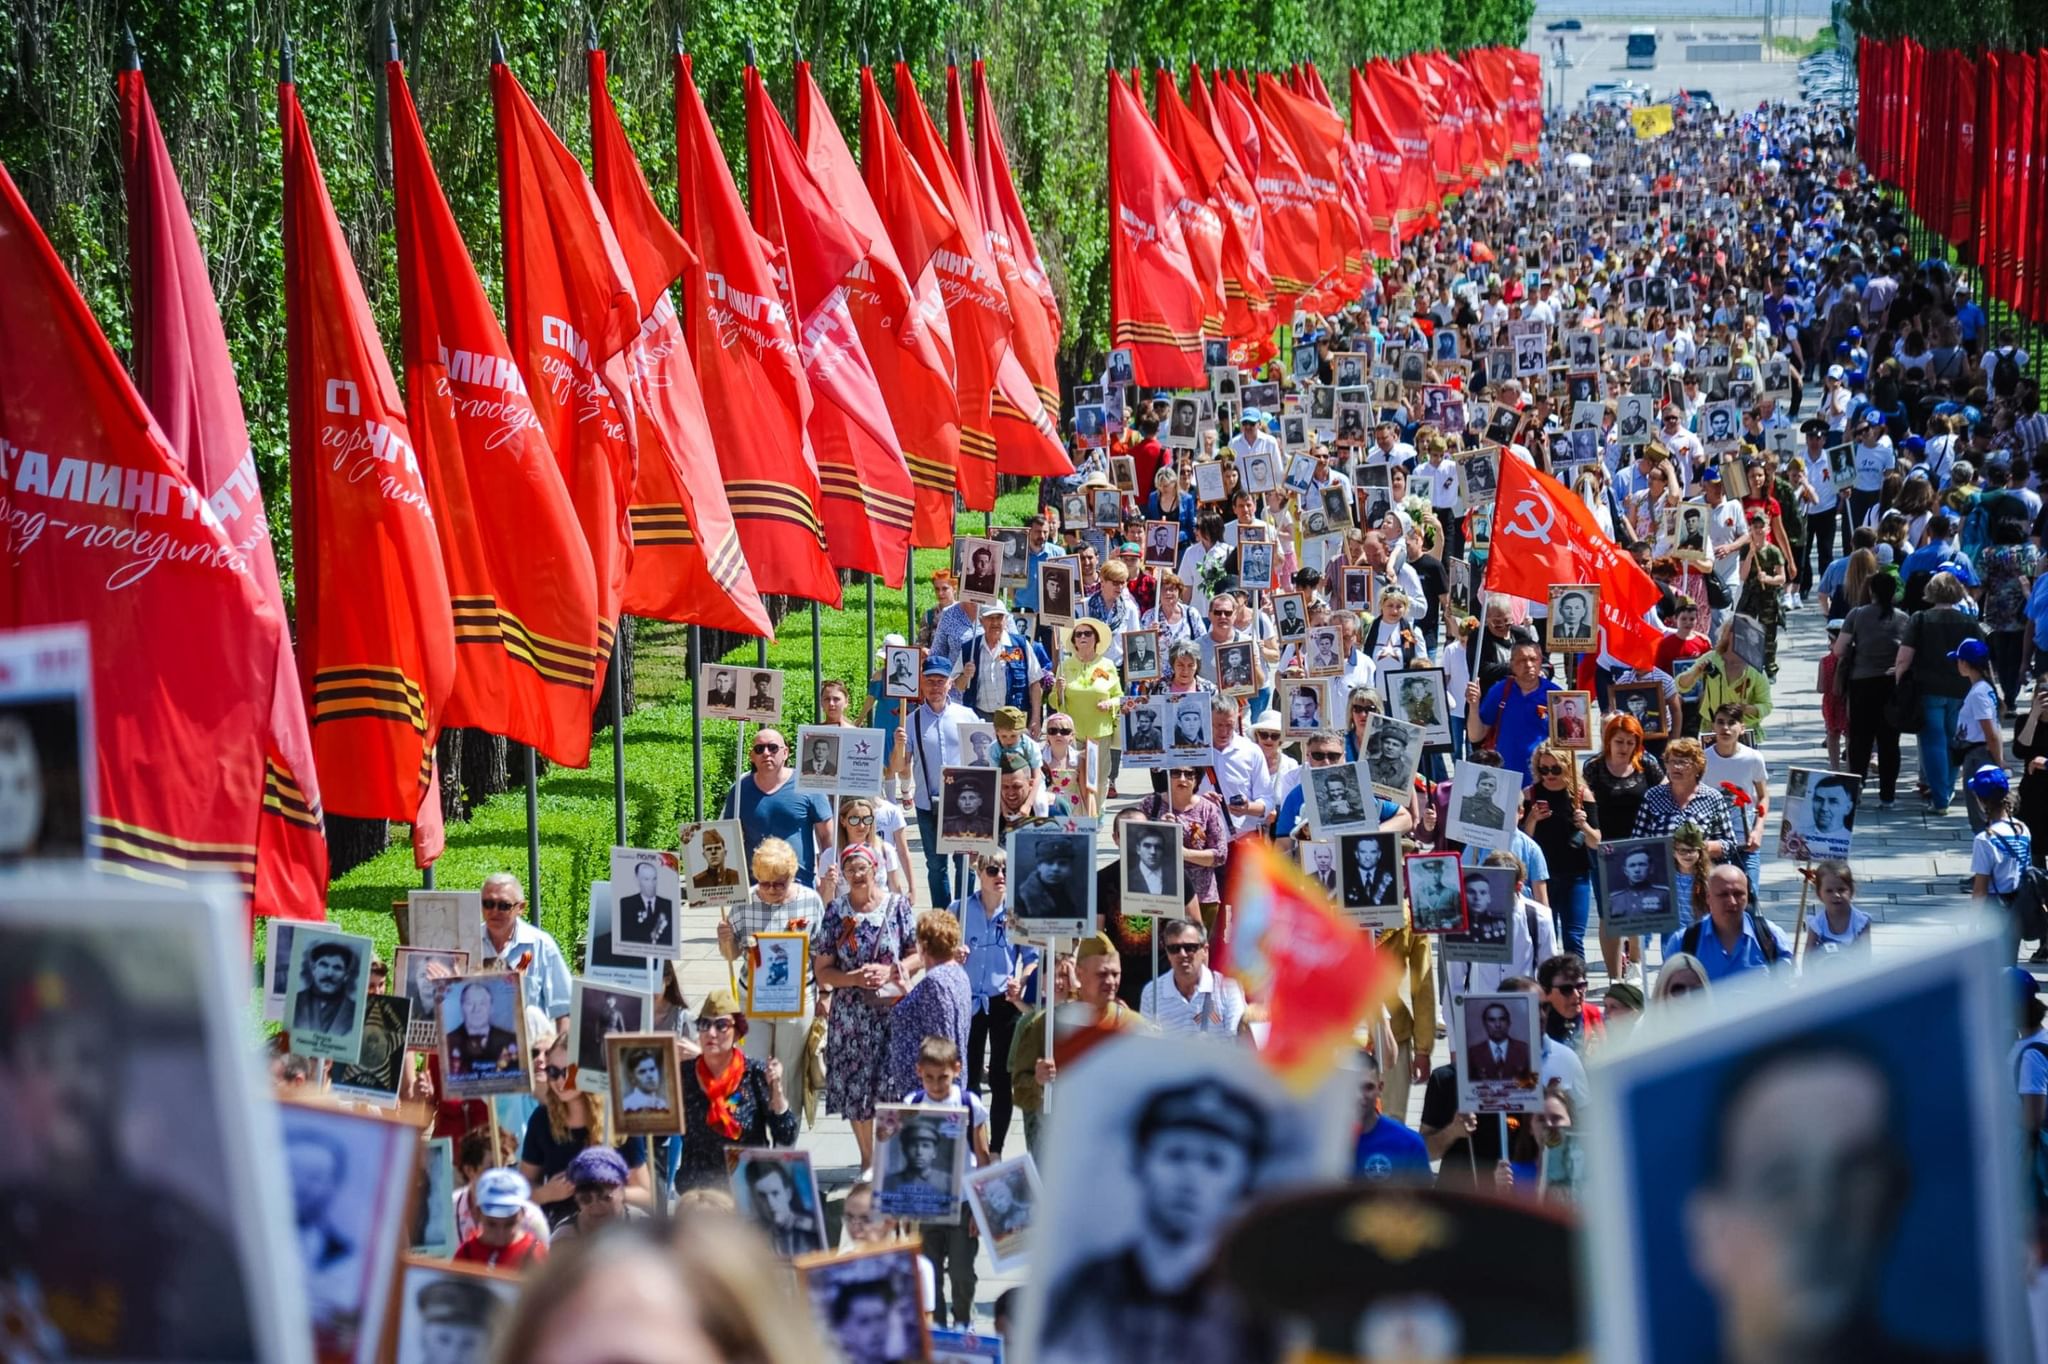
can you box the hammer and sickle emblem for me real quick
[1501,495,1555,541]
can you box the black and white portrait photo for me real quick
[1273,591,1309,641]
[1334,351,1366,388]
[1121,700,1168,765]
[796,728,842,786]
[570,978,650,1096]
[964,1153,1043,1273]
[1040,561,1078,624]
[1145,520,1179,566]
[1121,818,1184,912]
[286,926,374,1064]
[1216,640,1257,694]
[610,847,681,959]
[328,994,414,1108]
[394,1261,517,1364]
[1305,626,1342,676]
[682,819,750,908]
[1597,836,1680,935]
[1307,759,1377,839]
[1610,681,1667,739]
[1092,489,1123,529]
[1778,767,1863,862]
[733,1149,830,1257]
[0,625,91,861]
[1283,679,1328,737]
[875,1103,969,1221]
[283,1101,417,1363]
[1445,867,1513,964]
[1363,712,1425,799]
[1239,540,1274,590]
[702,663,783,723]
[1384,667,1452,746]
[1014,1036,1350,1364]
[1463,447,1500,500]
[884,645,923,699]
[993,526,1030,584]
[961,721,999,769]
[1107,347,1136,387]
[1448,762,1521,851]
[1125,629,1162,683]
[1008,823,1098,938]
[393,946,468,1049]
[1454,990,1541,1114]
[960,537,1001,599]
[1240,451,1279,496]
[937,766,1001,854]
[1405,851,1466,933]
[1547,585,1600,652]
[1339,832,1404,931]
[437,972,530,1097]
[605,1032,682,1135]
[1169,695,1212,760]
[1167,397,1201,447]
[800,1244,929,1364]
[1701,401,1739,449]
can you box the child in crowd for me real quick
[841,1180,937,1320]
[904,1036,992,1331]
[1800,859,1873,957]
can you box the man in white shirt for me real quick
[1228,408,1281,465]
[1364,421,1417,469]
[1205,697,1274,839]
[1658,407,1702,487]
[1139,919,1248,1039]
[1847,409,1894,526]
[955,601,1045,722]
[901,659,982,905]
[1700,470,1750,623]
[1702,702,1769,887]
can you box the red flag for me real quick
[1975,51,2001,297]
[588,48,774,631]
[0,164,279,899]
[1216,841,1390,1090]
[893,60,1017,512]
[675,51,839,604]
[1256,72,1364,307]
[1490,456,1663,670]
[1947,52,1979,248]
[1212,69,1320,300]
[964,60,1070,478]
[746,60,914,585]
[1370,60,1439,235]
[389,61,607,769]
[798,60,961,552]
[494,58,643,694]
[1349,67,1401,244]
[1107,69,1208,388]
[1160,63,1274,348]
[120,62,327,916]
[282,76,454,824]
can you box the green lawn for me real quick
[324,487,1039,960]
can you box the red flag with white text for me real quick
[120,62,327,916]
[799,60,961,552]
[282,77,454,827]
[588,48,774,631]
[675,52,839,603]
[746,61,915,585]
[390,60,607,768]
[1490,455,1663,670]
[0,162,283,901]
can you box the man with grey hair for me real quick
[478,871,572,1023]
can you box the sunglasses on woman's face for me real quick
[544,1064,571,1082]
[1046,726,1073,736]
[1537,763,1564,776]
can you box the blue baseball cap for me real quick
[921,657,955,678]
[1948,638,1991,667]
[2012,965,2040,1005]
[1969,764,2011,800]
[1901,435,1926,452]
[1240,407,1265,425]
[475,1168,531,1219]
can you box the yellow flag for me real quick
[1631,104,1675,140]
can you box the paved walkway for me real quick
[663,597,1988,1325]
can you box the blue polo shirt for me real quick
[1662,912,1792,981]
[1479,677,1562,781]
[1275,783,1402,842]
[1352,1116,1431,1182]
[724,775,833,886]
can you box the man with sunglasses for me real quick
[478,871,571,1024]
[1271,732,1412,851]
[1137,919,1247,1040]
[722,726,834,889]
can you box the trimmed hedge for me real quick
[325,490,1038,960]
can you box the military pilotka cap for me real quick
[1217,1185,1584,1361]
[1136,1079,1265,1157]
[1073,932,1117,960]
[418,1277,499,1326]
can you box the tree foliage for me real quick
[1839,0,2048,50]
[0,0,1532,569]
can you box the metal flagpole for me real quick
[610,627,627,844]
[812,601,824,716]
[525,746,541,916]
[689,625,705,819]
[905,548,917,638]
[1042,934,1059,1117]
[866,574,876,694]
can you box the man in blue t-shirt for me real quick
[722,727,834,886]
[1471,640,1561,781]
[1351,1050,1430,1183]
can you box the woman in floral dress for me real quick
[812,844,919,1168]
[881,910,972,1102]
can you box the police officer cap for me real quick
[1136,1078,1266,1159]
[418,1277,499,1326]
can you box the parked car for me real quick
[1545,18,1583,31]
[1678,89,1718,110]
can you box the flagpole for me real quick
[905,547,917,639]
[811,600,823,717]
[865,573,875,697]
[689,625,705,820]
[611,624,627,845]
[525,745,540,915]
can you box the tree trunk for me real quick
[592,615,636,734]
[325,813,390,879]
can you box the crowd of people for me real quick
[255,89,2048,1361]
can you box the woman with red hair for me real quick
[1581,713,1665,982]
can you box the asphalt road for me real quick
[1522,21,1829,115]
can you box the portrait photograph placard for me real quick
[964,1153,1044,1274]
[733,1148,831,1258]
[937,766,1001,855]
[1167,694,1213,763]
[1546,584,1601,653]
[1548,689,1596,750]
[702,663,783,723]
[1007,819,1099,939]
[1339,832,1406,932]
[410,1136,457,1258]
[1280,678,1331,738]
[280,1098,419,1364]
[958,720,999,769]
[1119,699,1169,770]
[1444,867,1514,964]
[609,846,682,960]
[393,1259,517,1364]
[0,622,92,862]
[1597,836,1681,936]
[1215,640,1258,696]
[1363,712,1427,800]
[1406,851,1467,933]
[806,725,887,796]
[570,978,650,1096]
[1238,539,1275,591]
[1144,519,1179,567]
[286,925,375,1064]
[793,726,846,792]
[874,1103,970,1221]
[992,526,1030,585]
[1453,990,1543,1114]
[1382,667,1452,747]
[606,1032,683,1135]
[1303,625,1343,677]
[583,884,661,996]
[1192,460,1227,503]
[328,994,413,1108]
[1297,835,1341,899]
[797,1242,930,1364]
[393,946,467,1050]
[1272,590,1309,642]
[745,931,810,1018]
[883,645,924,699]
[1122,628,1162,684]
[1306,759,1379,840]
[1119,818,1185,914]
[1447,762,1522,851]
[1778,767,1863,862]
[959,535,1003,598]
[400,890,485,974]
[681,820,750,909]
[1609,680,1668,739]
[436,972,531,1098]
[1038,559,1079,625]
